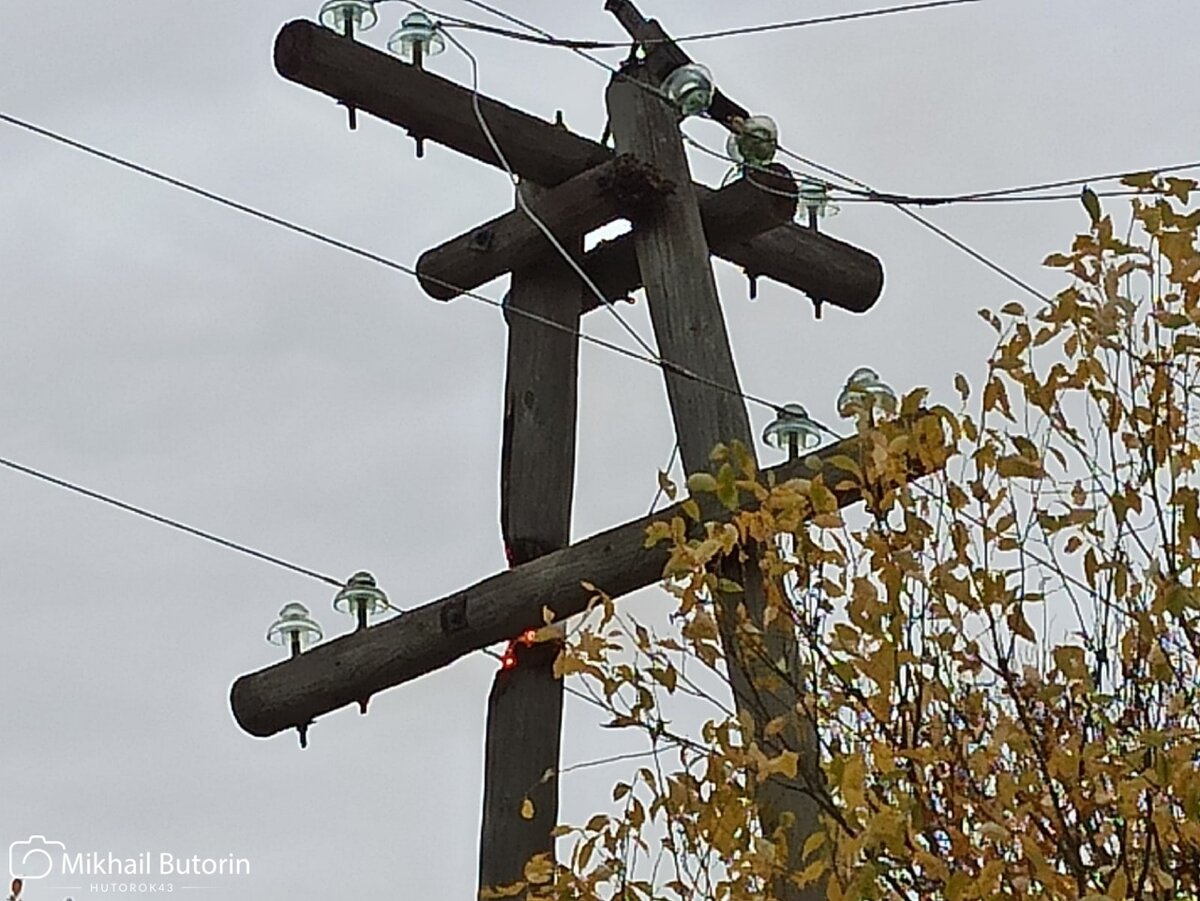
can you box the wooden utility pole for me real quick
[481,181,581,894]
[607,69,821,900]
[232,5,934,897]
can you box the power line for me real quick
[835,162,1200,205]
[936,161,1200,202]
[442,0,984,48]
[412,0,643,94]
[833,188,1147,204]
[683,135,1054,304]
[895,205,1051,304]
[0,109,793,417]
[0,455,345,587]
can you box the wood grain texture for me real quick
[478,640,563,897]
[482,182,579,895]
[274,20,607,185]
[417,156,669,302]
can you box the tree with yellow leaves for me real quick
[491,174,1200,901]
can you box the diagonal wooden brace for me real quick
[229,426,945,739]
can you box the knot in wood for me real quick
[600,154,674,213]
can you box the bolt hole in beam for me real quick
[583,218,632,253]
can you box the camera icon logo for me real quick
[9,836,65,881]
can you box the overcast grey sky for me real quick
[3,1,1199,898]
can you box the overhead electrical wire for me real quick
[923,161,1200,203]
[832,162,1200,206]
[834,188,1147,204]
[442,0,984,48]
[0,455,345,587]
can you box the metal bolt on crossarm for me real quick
[317,0,377,129]
[333,571,389,631]
[386,11,446,156]
[266,602,324,658]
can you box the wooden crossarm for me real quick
[229,426,945,739]
[417,159,797,303]
[416,155,675,301]
[273,20,883,315]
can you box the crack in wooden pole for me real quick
[479,182,583,897]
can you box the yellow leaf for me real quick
[520,797,535,820]
[479,881,526,899]
[996,453,1044,479]
[801,830,826,860]
[1121,170,1156,189]
[760,749,799,779]
[840,756,866,809]
[795,858,826,887]
[827,454,861,477]
[523,853,553,885]
[553,653,589,678]
[1008,607,1036,643]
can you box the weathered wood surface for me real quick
[275,20,608,184]
[482,182,579,895]
[417,156,670,302]
[606,74,751,475]
[498,183,582,565]
[230,429,942,738]
[479,640,562,896]
[607,71,821,901]
[578,185,880,313]
[418,161,801,305]
[274,20,883,314]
